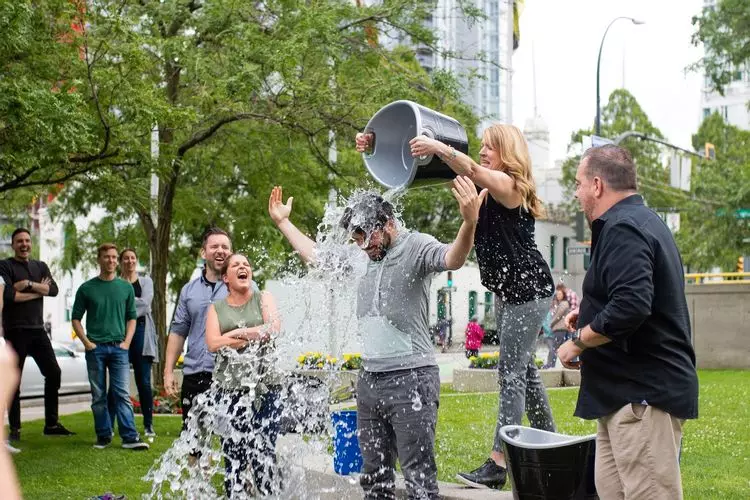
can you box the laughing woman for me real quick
[406,124,556,490]
[205,254,282,498]
[108,248,158,437]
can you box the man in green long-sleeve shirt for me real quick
[72,243,148,450]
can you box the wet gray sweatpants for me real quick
[357,366,441,500]
[493,295,556,451]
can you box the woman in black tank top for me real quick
[408,123,556,490]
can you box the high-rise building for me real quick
[388,1,517,132]
[700,0,750,129]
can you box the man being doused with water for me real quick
[205,254,283,497]
[268,175,487,499]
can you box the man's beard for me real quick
[368,244,387,261]
[367,232,391,262]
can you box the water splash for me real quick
[145,188,404,498]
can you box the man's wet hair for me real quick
[338,193,395,234]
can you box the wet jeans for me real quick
[85,343,138,441]
[493,295,556,452]
[108,321,154,430]
[357,366,441,500]
[216,388,282,498]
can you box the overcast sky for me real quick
[511,0,705,163]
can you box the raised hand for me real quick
[268,186,293,226]
[451,176,488,224]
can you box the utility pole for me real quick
[150,125,159,273]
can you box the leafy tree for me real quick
[675,114,750,270]
[32,0,484,384]
[691,0,750,95]
[0,1,110,194]
[559,89,682,225]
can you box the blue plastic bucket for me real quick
[331,410,363,475]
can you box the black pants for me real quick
[181,371,213,430]
[7,327,61,430]
[358,366,441,499]
[217,389,282,497]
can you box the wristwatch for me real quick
[571,328,588,351]
[25,280,33,292]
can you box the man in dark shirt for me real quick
[558,145,698,500]
[0,228,74,442]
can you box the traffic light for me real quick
[447,271,453,287]
[738,256,745,273]
[704,143,716,160]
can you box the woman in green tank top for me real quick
[205,253,282,497]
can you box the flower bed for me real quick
[468,351,543,369]
[131,390,182,415]
[296,352,362,371]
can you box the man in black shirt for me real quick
[558,145,698,499]
[0,228,74,442]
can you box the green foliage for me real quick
[561,89,670,200]
[0,1,102,193]
[675,114,750,270]
[4,0,486,381]
[691,0,750,95]
[559,89,689,241]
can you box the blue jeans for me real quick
[85,343,138,441]
[493,295,556,452]
[108,321,153,430]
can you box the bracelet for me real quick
[437,145,457,162]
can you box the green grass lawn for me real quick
[437,370,750,499]
[10,370,749,499]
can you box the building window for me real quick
[484,291,493,320]
[468,291,477,320]
[549,235,557,269]
[703,107,711,119]
[489,1,498,18]
[563,237,569,270]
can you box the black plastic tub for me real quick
[499,425,598,500]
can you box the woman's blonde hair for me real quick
[482,124,545,219]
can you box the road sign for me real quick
[567,246,590,256]
[591,135,614,147]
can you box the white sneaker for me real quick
[6,442,21,454]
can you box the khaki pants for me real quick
[595,403,684,500]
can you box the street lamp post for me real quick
[596,16,644,136]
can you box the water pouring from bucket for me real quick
[357,100,469,189]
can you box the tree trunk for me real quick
[151,223,171,388]
[151,160,179,387]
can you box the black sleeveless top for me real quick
[475,196,554,304]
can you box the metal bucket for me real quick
[361,100,469,189]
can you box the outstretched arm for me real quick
[444,176,488,270]
[268,186,317,265]
[408,135,521,208]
